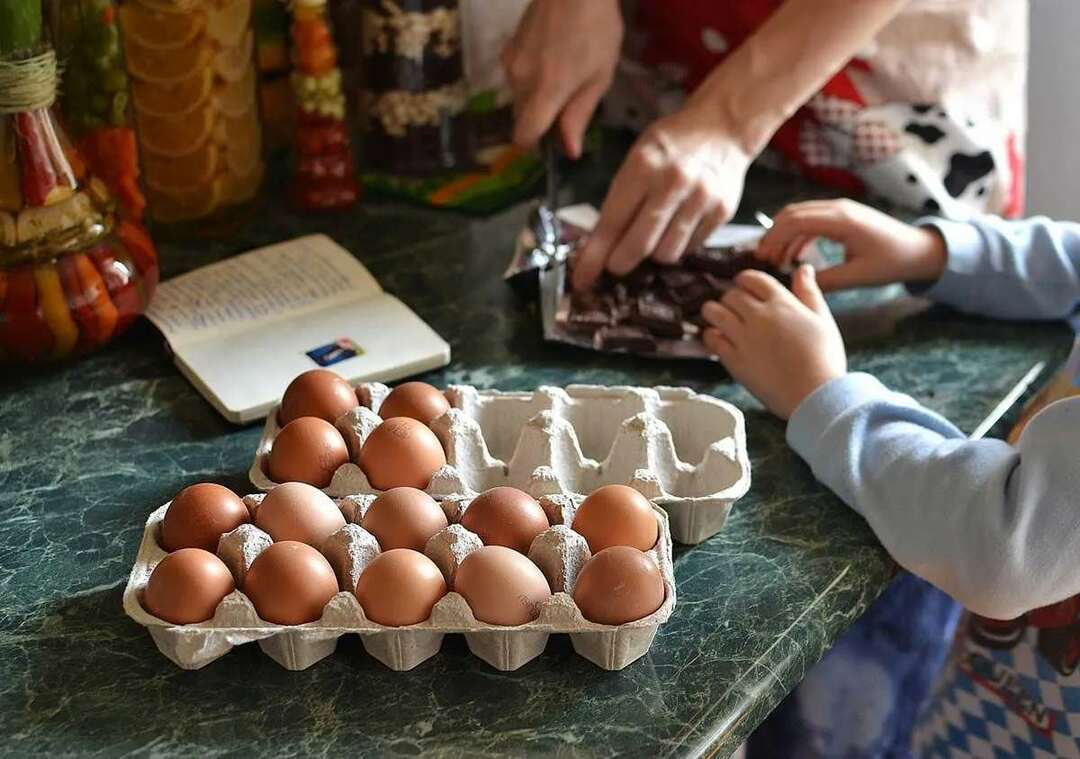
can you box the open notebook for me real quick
[145,235,450,424]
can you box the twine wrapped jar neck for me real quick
[0,48,57,115]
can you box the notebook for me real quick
[145,234,451,424]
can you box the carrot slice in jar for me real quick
[73,253,118,343]
[58,255,99,350]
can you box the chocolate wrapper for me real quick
[517,204,772,360]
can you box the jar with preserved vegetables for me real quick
[289,0,359,210]
[48,0,147,223]
[359,0,467,175]
[0,0,159,365]
[117,0,265,234]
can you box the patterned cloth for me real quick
[608,0,1028,218]
[916,605,1080,758]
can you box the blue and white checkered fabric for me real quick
[915,627,1080,758]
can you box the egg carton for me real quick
[123,491,676,672]
[250,384,751,544]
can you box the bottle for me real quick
[0,0,159,365]
[289,0,360,210]
[117,0,265,235]
[49,0,148,223]
[358,0,467,175]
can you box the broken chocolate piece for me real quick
[625,262,658,292]
[564,292,613,335]
[657,267,699,290]
[630,296,684,338]
[682,245,757,277]
[594,325,658,353]
[669,279,715,313]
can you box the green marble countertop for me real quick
[0,149,1072,757]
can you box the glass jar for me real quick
[48,0,149,224]
[117,0,265,235]
[289,0,359,211]
[359,0,468,175]
[253,0,294,152]
[1,1,158,365]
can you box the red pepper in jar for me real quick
[58,254,99,350]
[116,219,158,297]
[89,244,143,334]
[15,110,60,207]
[0,266,54,361]
[73,253,118,344]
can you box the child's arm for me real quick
[788,371,1080,620]
[702,266,1080,619]
[919,214,1080,320]
[756,200,1080,321]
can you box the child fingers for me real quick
[757,205,849,263]
[701,299,743,333]
[733,270,785,301]
[703,327,737,359]
[720,288,763,320]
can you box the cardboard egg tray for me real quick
[250,384,751,544]
[123,491,675,672]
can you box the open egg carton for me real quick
[123,491,675,672]
[250,383,751,544]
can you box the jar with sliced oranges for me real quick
[1,0,159,365]
[117,0,265,235]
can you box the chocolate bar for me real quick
[657,268,700,290]
[683,245,758,278]
[668,279,716,313]
[630,296,684,338]
[594,325,658,353]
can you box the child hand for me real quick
[702,266,846,419]
[755,199,947,292]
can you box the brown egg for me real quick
[572,484,659,553]
[255,481,346,548]
[573,546,665,625]
[378,381,450,425]
[143,548,235,625]
[244,540,340,625]
[460,487,549,553]
[453,545,551,625]
[161,483,249,552]
[361,487,448,551]
[359,417,447,491]
[279,369,358,426]
[355,548,447,626]
[268,416,350,488]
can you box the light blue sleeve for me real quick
[916,215,1080,321]
[787,372,1080,619]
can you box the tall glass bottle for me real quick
[0,0,158,364]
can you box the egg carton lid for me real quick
[123,492,676,672]
[249,383,751,544]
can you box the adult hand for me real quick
[571,104,752,291]
[502,0,623,158]
[701,267,847,419]
[755,200,948,292]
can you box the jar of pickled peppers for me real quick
[0,0,158,365]
[48,0,147,222]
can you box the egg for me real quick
[161,483,249,552]
[460,487,549,553]
[453,545,551,625]
[359,417,447,490]
[268,416,350,488]
[255,481,346,548]
[572,546,665,625]
[355,548,447,626]
[361,487,448,551]
[571,484,659,553]
[244,540,340,625]
[143,548,235,625]
[279,369,358,426]
[378,381,451,425]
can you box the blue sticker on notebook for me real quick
[306,339,363,367]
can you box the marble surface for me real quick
[0,148,1073,758]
